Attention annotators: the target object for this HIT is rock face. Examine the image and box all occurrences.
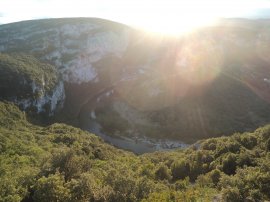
[15,80,65,115]
[0,53,65,115]
[1,18,270,140]
[0,18,130,84]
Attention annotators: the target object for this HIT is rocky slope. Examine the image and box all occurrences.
[1,18,270,141]
[0,53,65,115]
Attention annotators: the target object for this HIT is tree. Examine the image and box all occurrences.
[266,138,270,151]
[208,169,221,186]
[221,187,242,202]
[155,164,172,181]
[222,153,237,175]
[171,160,190,180]
[33,172,71,202]
[48,149,91,181]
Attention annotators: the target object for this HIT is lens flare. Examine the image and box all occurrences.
[256,27,270,63]
[175,35,223,87]
[115,35,224,111]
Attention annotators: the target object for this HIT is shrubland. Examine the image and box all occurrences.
[0,101,269,201]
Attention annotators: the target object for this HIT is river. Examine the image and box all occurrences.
[80,112,189,154]
[78,88,189,154]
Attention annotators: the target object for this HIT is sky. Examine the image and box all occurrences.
[1,0,270,31]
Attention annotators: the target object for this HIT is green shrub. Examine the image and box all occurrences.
[155,164,172,181]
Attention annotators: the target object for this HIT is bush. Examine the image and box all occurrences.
[155,164,172,181]
[221,187,242,202]
[171,160,190,180]
[207,169,222,186]
[222,153,237,175]
[33,173,71,202]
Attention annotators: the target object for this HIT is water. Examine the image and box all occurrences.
[82,121,160,154]
[81,117,189,154]
[78,92,189,154]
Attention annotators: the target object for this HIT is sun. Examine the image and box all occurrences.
[122,0,218,36]
[143,13,216,36]
[120,0,261,36]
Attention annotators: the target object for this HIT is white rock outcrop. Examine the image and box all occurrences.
[15,81,65,115]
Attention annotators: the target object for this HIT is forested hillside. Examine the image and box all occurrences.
[0,101,269,202]
[0,53,64,116]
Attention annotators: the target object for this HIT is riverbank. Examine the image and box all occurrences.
[81,118,189,154]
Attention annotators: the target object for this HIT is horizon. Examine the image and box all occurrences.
[1,0,270,34]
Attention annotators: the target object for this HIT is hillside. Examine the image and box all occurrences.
[0,18,270,143]
[0,53,65,116]
[0,101,270,201]
[0,18,270,201]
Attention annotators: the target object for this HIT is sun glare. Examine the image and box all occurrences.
[133,7,217,36]
[121,0,265,36]
[140,14,216,36]
[1,0,269,36]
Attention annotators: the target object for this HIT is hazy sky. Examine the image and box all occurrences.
[1,0,270,27]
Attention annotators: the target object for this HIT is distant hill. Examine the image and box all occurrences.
[0,18,270,142]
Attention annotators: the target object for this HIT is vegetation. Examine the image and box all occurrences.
[0,101,269,201]
[96,105,130,135]
[1,18,270,201]
[0,53,58,100]
[146,72,270,141]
